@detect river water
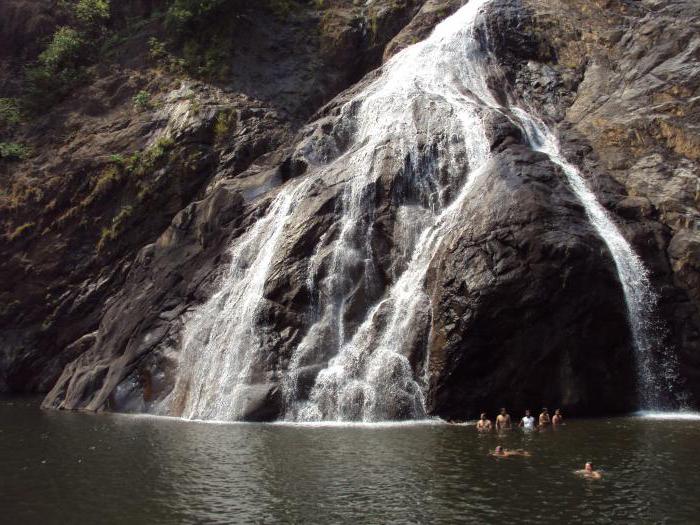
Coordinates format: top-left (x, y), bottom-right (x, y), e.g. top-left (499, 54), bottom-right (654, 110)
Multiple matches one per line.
top-left (2, 398), bottom-right (700, 524)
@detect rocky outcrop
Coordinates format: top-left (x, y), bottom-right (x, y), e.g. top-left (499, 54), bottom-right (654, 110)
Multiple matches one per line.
top-left (4, 0), bottom-right (700, 418)
top-left (484, 0), bottom-right (700, 403)
top-left (426, 146), bottom-right (637, 418)
top-left (0, 0), bottom-right (440, 394)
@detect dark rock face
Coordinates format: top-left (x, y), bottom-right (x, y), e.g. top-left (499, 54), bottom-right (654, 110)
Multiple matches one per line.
top-left (484, 0), bottom-right (700, 403)
top-left (426, 147), bottom-right (636, 419)
top-left (4, 0), bottom-right (700, 419)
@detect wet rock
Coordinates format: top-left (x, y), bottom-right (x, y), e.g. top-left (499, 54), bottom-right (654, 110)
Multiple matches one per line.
top-left (497, 0), bottom-right (700, 402)
top-left (1, 0), bottom-right (432, 396)
top-left (6, 0), bottom-right (700, 418)
top-left (426, 146), bottom-right (637, 419)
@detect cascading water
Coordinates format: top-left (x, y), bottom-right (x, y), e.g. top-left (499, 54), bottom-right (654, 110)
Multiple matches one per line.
top-left (285, 0), bottom-right (498, 421)
top-left (166, 0), bottom-right (674, 421)
top-left (166, 179), bottom-right (313, 420)
top-left (511, 110), bottom-right (677, 409)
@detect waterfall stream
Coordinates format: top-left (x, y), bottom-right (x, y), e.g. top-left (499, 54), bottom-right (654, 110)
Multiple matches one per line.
top-left (512, 110), bottom-right (674, 409)
top-left (166, 0), bottom-right (672, 421)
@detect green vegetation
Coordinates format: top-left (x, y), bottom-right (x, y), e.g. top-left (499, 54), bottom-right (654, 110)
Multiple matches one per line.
top-left (24, 27), bottom-right (88, 111)
top-left (160, 0), bottom-right (235, 79)
top-left (132, 90), bottom-right (152, 110)
top-left (108, 154), bottom-right (126, 165)
top-left (164, 0), bottom-right (230, 37)
top-left (158, 0), bottom-right (304, 80)
top-left (23, 1), bottom-right (111, 113)
top-left (0, 142), bottom-right (29, 161)
top-left (74, 0), bottom-right (111, 29)
top-left (82, 164), bottom-right (123, 207)
top-left (38, 26), bottom-right (86, 70)
top-left (0, 99), bottom-right (21, 129)
top-left (148, 37), bottom-right (168, 61)
top-left (214, 109), bottom-right (236, 142)
top-left (132, 136), bottom-right (175, 174)
top-left (97, 205), bottom-right (133, 253)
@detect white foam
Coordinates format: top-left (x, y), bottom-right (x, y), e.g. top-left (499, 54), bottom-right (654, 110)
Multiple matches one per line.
top-left (635, 411), bottom-right (700, 421)
top-left (270, 418), bottom-right (448, 428)
top-left (106, 410), bottom-right (453, 428)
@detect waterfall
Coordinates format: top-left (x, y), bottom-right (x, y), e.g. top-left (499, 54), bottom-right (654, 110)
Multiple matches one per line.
top-left (285, 0), bottom-right (496, 421)
top-left (511, 110), bottom-right (676, 409)
top-left (165, 179), bottom-right (313, 420)
top-left (166, 0), bottom-right (673, 421)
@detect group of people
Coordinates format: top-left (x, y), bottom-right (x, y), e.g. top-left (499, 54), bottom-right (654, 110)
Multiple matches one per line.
top-left (476, 407), bottom-right (603, 479)
top-left (476, 407), bottom-right (563, 432)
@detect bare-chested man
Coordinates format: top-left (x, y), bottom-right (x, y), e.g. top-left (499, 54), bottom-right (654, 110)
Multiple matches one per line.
top-left (490, 445), bottom-right (530, 458)
top-left (575, 462), bottom-right (602, 479)
top-left (495, 407), bottom-right (511, 431)
top-left (539, 407), bottom-right (551, 427)
top-left (476, 413), bottom-right (492, 432)
top-left (552, 408), bottom-right (564, 426)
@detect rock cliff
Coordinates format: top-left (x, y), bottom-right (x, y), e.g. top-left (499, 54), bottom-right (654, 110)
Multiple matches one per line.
top-left (1, 0), bottom-right (698, 420)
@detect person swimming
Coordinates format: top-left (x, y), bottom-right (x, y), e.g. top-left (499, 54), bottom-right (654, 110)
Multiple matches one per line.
top-left (476, 413), bottom-right (493, 432)
top-left (575, 462), bottom-right (603, 479)
top-left (539, 407), bottom-right (551, 427)
top-left (490, 445), bottom-right (531, 458)
top-left (518, 409), bottom-right (535, 430)
top-left (495, 408), bottom-right (512, 431)
top-left (552, 408), bottom-right (564, 425)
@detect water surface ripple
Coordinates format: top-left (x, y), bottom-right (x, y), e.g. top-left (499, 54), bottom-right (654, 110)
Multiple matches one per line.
top-left (2, 400), bottom-right (700, 523)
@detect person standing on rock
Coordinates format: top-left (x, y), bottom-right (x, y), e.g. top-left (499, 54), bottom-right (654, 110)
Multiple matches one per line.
top-left (539, 408), bottom-right (551, 428)
top-left (496, 408), bottom-right (512, 431)
top-left (518, 409), bottom-right (535, 430)
top-left (476, 413), bottom-right (492, 432)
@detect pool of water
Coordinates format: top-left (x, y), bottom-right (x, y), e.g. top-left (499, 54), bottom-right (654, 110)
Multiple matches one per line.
top-left (2, 398), bottom-right (700, 524)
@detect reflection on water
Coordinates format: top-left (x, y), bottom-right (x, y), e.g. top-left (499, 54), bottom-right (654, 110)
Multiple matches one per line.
top-left (2, 399), bottom-right (700, 524)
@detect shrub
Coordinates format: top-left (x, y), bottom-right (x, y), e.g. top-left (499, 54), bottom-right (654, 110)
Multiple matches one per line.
top-left (97, 205), bottom-right (133, 253)
top-left (0, 142), bottom-right (29, 160)
top-left (139, 136), bottom-right (174, 170)
top-left (82, 164), bottom-right (123, 207)
top-left (148, 37), bottom-right (168, 62)
top-left (74, 0), bottom-right (111, 29)
top-left (23, 27), bottom-right (89, 112)
top-left (124, 136), bottom-right (174, 176)
top-left (133, 90), bottom-right (152, 110)
top-left (214, 109), bottom-right (235, 141)
top-left (108, 153), bottom-right (125, 165)
top-left (39, 27), bottom-right (86, 70)
top-left (22, 1), bottom-right (111, 113)
top-left (165, 0), bottom-right (229, 38)
top-left (0, 99), bottom-right (21, 129)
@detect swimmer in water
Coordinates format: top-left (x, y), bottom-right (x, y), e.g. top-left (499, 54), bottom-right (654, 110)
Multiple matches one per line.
top-left (496, 408), bottom-right (512, 431)
top-left (575, 462), bottom-right (603, 479)
top-left (476, 413), bottom-right (493, 432)
top-left (490, 445), bottom-right (531, 458)
top-left (518, 409), bottom-right (536, 430)
top-left (539, 407), bottom-right (551, 428)
top-left (552, 408), bottom-right (564, 426)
